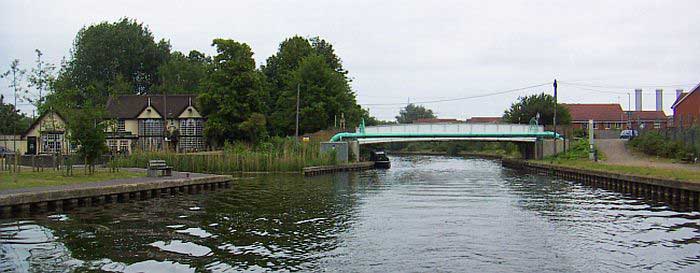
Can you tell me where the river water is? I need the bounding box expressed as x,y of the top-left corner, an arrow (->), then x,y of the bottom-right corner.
1,156 -> 699,272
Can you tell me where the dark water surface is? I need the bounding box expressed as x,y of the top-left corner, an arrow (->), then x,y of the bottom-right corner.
1,156 -> 699,272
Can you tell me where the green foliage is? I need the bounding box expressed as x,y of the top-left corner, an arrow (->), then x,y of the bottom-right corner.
546,139 -> 590,161
263,36 -> 361,136
153,50 -> 210,94
629,132 -> 694,160
51,18 -> 170,104
395,104 -> 436,123
0,60 -> 32,135
0,95 -> 31,135
270,54 -> 361,135
64,104 -> 108,173
112,137 -> 335,172
503,93 -> 571,125
25,49 -> 56,109
198,39 -> 269,146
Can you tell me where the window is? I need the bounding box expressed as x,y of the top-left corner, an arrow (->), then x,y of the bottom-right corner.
119,140 -> 129,153
138,119 -> 164,136
41,133 -> 63,154
180,119 -> 203,136
179,118 -> 205,152
605,123 -> 611,129
654,121 -> 661,129
117,120 -> 126,132
138,119 -> 165,151
108,140 -> 118,153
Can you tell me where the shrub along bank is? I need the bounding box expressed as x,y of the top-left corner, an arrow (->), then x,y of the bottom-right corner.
111,138 -> 336,173
628,132 -> 694,160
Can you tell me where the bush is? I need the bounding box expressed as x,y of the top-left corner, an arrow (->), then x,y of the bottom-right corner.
629,132 -> 695,160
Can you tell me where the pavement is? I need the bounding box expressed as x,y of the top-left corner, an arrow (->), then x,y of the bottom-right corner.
595,139 -> 700,171
0,168 -> 214,196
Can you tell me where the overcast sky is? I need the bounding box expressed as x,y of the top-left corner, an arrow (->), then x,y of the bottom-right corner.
1,0 -> 699,120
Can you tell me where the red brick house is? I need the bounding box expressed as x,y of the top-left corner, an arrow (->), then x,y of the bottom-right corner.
561,104 -> 627,130
413,118 -> 460,123
625,111 -> 668,130
672,83 -> 700,127
466,117 -> 502,123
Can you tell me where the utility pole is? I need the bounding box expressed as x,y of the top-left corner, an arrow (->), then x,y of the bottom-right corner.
295,83 -> 300,138
553,79 -> 558,155
627,92 -> 632,129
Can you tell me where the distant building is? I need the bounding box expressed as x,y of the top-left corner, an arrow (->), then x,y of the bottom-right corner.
466,117 -> 502,124
671,84 -> 699,127
11,94 -> 207,156
21,111 -> 70,155
106,94 -> 206,153
413,118 -> 460,123
624,111 -> 668,130
561,104 -> 626,130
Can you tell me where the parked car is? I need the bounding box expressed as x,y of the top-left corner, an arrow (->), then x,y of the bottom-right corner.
619,130 -> 639,139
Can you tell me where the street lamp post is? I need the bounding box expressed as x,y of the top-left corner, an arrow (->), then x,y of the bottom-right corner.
553,79 -> 558,155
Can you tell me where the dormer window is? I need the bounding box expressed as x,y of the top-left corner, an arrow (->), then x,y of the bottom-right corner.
117,120 -> 125,132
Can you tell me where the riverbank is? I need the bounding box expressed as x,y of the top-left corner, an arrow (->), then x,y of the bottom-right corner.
503,158 -> 700,209
0,168 -> 146,190
0,169 -> 231,216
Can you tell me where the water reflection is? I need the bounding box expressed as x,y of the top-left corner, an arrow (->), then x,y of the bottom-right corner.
0,156 -> 698,272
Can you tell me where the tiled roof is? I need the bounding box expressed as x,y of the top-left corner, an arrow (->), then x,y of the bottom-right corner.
625,111 -> 667,121
671,92 -> 689,109
413,118 -> 460,123
466,117 -> 502,123
672,82 -> 699,109
561,104 -> 625,122
106,94 -> 197,119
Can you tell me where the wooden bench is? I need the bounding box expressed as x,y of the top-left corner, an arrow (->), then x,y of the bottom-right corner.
147,160 -> 173,177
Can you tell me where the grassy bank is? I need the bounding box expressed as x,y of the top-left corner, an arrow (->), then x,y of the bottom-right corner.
111,138 -> 337,173
539,139 -> 700,182
0,169 -> 145,190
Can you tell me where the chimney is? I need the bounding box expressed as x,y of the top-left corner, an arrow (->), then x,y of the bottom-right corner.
635,89 -> 642,111
676,89 -> 684,99
655,89 -> 663,111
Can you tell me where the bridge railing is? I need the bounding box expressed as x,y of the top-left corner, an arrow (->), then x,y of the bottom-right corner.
360,123 -> 543,134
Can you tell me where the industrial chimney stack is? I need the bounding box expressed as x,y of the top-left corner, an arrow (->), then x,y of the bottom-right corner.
655,89 -> 663,111
635,89 -> 643,111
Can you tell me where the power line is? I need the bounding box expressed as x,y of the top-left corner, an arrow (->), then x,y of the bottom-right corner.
361,82 -> 551,106
559,81 -> 695,89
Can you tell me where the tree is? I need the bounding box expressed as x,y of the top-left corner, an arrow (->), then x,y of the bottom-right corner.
395,104 -> 436,123
1,59 -> 31,135
153,50 -> 210,94
51,18 -> 170,104
264,36 -> 361,135
0,95 -> 31,135
269,54 -> 362,136
198,39 -> 269,146
26,49 -> 56,110
64,103 -> 108,174
502,93 -> 571,125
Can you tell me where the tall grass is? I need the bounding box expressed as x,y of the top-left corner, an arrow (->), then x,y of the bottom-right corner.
111,138 -> 337,173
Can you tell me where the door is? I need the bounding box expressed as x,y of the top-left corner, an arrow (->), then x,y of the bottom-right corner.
27,136 -> 37,155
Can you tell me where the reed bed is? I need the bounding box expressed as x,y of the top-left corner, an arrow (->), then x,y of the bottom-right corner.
110,139 -> 337,174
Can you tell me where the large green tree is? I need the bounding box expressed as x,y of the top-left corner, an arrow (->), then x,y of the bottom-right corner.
0,95 -> 31,135
264,36 -> 361,135
502,93 -> 571,125
198,39 -> 269,146
270,54 -> 361,135
395,104 -> 436,123
153,50 -> 210,94
51,18 -> 170,104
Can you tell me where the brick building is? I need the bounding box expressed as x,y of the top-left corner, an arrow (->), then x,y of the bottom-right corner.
672,83 -> 700,127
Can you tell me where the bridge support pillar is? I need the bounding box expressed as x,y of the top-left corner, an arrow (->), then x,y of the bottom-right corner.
348,141 -> 360,162
321,142 -> 349,163
518,142 -> 539,160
